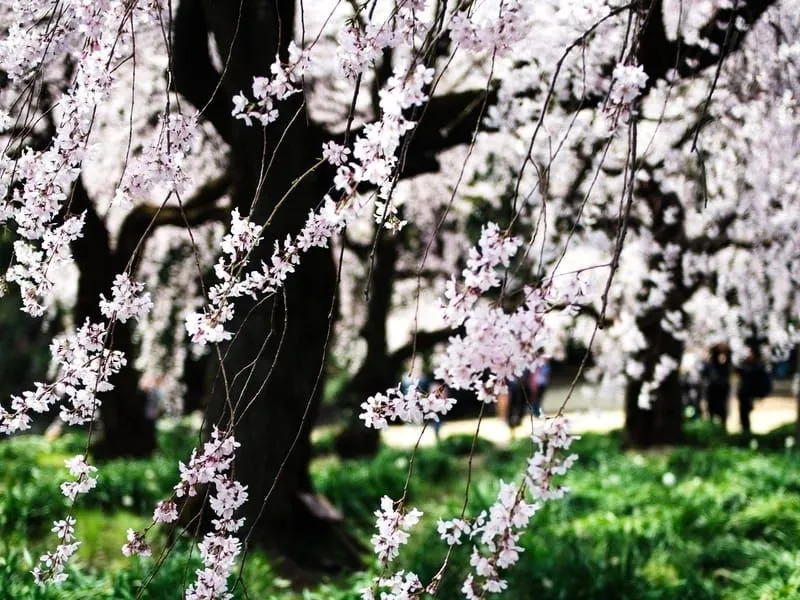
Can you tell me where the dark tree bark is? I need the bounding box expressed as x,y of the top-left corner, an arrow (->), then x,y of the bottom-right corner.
622,182 -> 691,447
171,0 -> 360,569
334,232 -> 398,457
70,178 -> 157,457
624,313 -> 685,447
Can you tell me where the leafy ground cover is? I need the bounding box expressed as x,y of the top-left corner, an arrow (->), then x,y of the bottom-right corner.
0,420 -> 798,599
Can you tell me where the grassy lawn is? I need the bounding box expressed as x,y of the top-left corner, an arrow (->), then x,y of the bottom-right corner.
0,420 -> 799,598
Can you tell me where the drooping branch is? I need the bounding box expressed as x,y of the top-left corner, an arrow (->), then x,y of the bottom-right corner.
314,0 -> 778,181
318,87 -> 497,181
127,199 -> 229,233
399,86 -> 499,177
388,326 -> 458,372
394,267 -> 451,280
114,173 -> 231,272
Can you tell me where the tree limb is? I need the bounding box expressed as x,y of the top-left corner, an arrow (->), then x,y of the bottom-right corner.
638,0 -> 778,86
315,0 -> 777,181
389,326 -> 457,368
114,173 -> 231,270
172,0 -> 234,144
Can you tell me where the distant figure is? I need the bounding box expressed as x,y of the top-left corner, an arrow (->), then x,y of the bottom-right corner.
143,375 -> 164,421
429,380 -> 448,442
410,372 -> 444,442
736,344 -> 772,436
702,344 -> 731,429
528,357 -> 551,418
506,372 -> 528,433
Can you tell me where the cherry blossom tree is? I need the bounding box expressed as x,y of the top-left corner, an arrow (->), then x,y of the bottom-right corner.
0,0 -> 797,596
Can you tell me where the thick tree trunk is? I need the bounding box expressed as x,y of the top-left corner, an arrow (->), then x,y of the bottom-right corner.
92,326 -> 157,458
624,318 -> 684,447
71,178 -> 156,457
173,0 -> 360,569
206,239 -> 352,568
335,234 -> 398,457
623,181 -> 689,448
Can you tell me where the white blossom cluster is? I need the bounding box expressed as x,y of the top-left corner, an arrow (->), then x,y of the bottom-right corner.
335,0 -> 428,81
121,528 -> 151,558
0,0 -> 160,315
448,0 -> 532,55
605,62 -> 648,134
232,41 -> 310,126
5,213 -> 85,315
370,496 -> 423,565
355,62 -> 435,203
437,224 -> 587,399
441,223 -> 522,326
361,417 -> 578,599
0,1 -> 160,83
361,570 -> 424,600
1,273 -> 151,433
1,324 -> 117,432
99,273 -> 154,323
32,456 -> 98,585
361,221 -> 588,429
153,499 -> 179,524
60,454 -> 99,501
184,199 -> 352,344
359,380 -> 455,430
185,209 -> 264,344
123,427 -> 247,600
188,44 -> 435,344
33,515 -> 79,586
460,416 -> 578,597
113,114 -> 198,207
173,427 -> 240,499
1,273 -> 151,587
181,429 -> 248,600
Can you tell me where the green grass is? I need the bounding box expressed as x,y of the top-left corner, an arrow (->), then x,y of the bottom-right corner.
0,420 -> 799,598
312,422 -> 800,599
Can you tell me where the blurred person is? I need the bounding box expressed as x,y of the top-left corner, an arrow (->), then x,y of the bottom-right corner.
702,344 -> 731,430
429,380 -> 448,442
506,372 -> 527,436
528,356 -> 551,418
736,344 -> 772,436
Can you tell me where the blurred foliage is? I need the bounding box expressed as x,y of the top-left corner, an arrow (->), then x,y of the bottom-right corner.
313,420 -> 800,600
0,419 -> 799,598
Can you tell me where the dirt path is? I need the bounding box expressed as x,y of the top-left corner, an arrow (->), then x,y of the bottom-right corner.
381,395 -> 797,449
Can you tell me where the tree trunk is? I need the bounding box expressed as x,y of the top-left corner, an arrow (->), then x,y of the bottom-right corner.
71,178 -> 156,457
623,181 -> 689,448
92,325 -> 157,458
335,233 -> 398,458
176,0 -> 360,569
624,318 -> 684,447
